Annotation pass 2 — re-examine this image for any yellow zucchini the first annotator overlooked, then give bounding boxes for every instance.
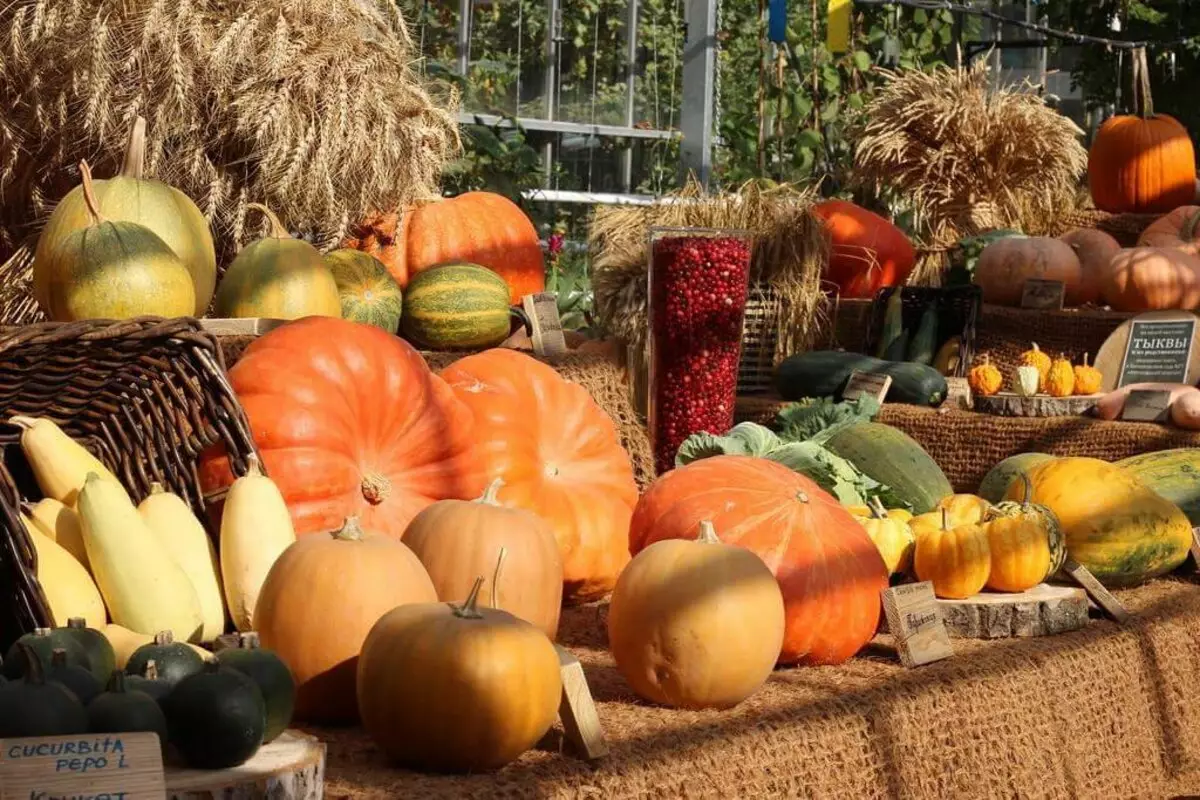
[10,415,127,507]
[21,515,106,628]
[26,498,89,570]
[78,473,204,642]
[221,454,296,631]
[138,482,227,642]
[102,623,212,669]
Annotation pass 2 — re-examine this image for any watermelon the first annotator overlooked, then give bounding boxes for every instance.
[325,249,403,332]
[1118,449,1200,526]
[400,262,514,350]
[978,453,1055,503]
[822,422,953,514]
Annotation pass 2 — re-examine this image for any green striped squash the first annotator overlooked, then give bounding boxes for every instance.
[325,249,403,332]
[1118,449,1200,526]
[822,422,953,514]
[978,453,1055,503]
[400,263,514,350]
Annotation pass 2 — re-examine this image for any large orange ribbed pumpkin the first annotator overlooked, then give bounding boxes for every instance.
[198,317,482,539]
[342,193,545,304]
[439,349,638,604]
[629,455,888,665]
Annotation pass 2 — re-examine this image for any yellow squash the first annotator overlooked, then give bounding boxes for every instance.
[25,498,89,570]
[11,416,126,507]
[78,473,204,641]
[220,454,297,631]
[21,515,106,628]
[138,483,227,642]
[102,624,211,670]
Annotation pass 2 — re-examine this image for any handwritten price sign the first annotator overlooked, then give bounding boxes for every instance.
[0,733,165,800]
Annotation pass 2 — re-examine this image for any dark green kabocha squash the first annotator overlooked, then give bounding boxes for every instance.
[46,648,102,705]
[216,632,296,743]
[87,671,169,747]
[124,660,173,705]
[163,662,266,769]
[0,644,87,736]
[59,617,117,685]
[3,626,89,679]
[125,631,204,686]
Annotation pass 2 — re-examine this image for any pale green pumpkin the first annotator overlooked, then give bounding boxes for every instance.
[324,249,403,332]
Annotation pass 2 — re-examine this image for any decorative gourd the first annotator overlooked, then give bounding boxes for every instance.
[1095,382,1200,421]
[1004,457,1192,586]
[974,236,1083,307]
[197,317,481,539]
[912,510,990,600]
[400,263,515,350]
[1019,343,1052,390]
[87,671,169,745]
[343,193,546,304]
[77,473,204,642]
[46,648,102,705]
[935,494,992,527]
[1013,365,1040,397]
[1073,354,1103,395]
[811,199,917,299]
[137,483,226,642]
[32,117,216,315]
[1045,353,1075,398]
[3,627,89,680]
[1138,206,1200,256]
[10,415,126,506]
[440,349,640,603]
[215,632,295,744]
[125,631,205,686]
[1059,228,1120,305]
[977,453,1055,504]
[212,204,341,320]
[163,663,266,769]
[933,336,962,376]
[1101,247,1200,312]
[356,577,561,772]
[219,455,296,632]
[59,618,116,686]
[22,517,106,628]
[402,479,563,639]
[34,161,197,321]
[984,476,1066,592]
[608,520,784,709]
[123,661,173,705]
[968,354,1002,397]
[629,456,888,666]
[254,516,437,723]
[324,249,404,332]
[0,644,88,737]
[856,499,915,576]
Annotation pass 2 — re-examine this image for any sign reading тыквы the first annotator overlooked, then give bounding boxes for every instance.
[1119,318,1197,386]
[0,732,165,800]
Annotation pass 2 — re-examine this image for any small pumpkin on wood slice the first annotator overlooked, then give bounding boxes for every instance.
[1045,353,1075,398]
[3,627,89,680]
[22,517,107,629]
[856,498,915,576]
[46,648,102,705]
[1059,228,1120,305]
[1138,206,1200,256]
[26,498,88,569]
[58,618,116,686]
[935,494,993,528]
[608,520,784,709]
[163,662,266,769]
[124,661,173,705]
[1019,343,1052,389]
[913,509,991,600]
[215,632,296,744]
[402,478,564,639]
[968,354,1002,397]
[1101,246,1200,312]
[1012,365,1040,398]
[35,160,196,321]
[125,631,205,686]
[400,262,516,350]
[984,475,1067,593]
[0,644,88,737]
[87,670,169,746]
[357,576,562,773]
[974,236,1083,307]
[254,516,437,724]
[324,248,404,332]
[1073,354,1103,395]
[10,415,126,506]
[213,203,341,320]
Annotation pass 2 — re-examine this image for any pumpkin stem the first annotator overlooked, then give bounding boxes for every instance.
[144,660,159,680]
[153,631,174,646]
[476,478,505,506]
[360,472,392,505]
[1082,353,1090,368]
[453,577,487,620]
[17,643,45,685]
[796,491,810,503]
[1017,472,1033,507]
[67,618,86,630]
[247,203,293,240]
[148,482,166,495]
[244,453,264,478]
[1131,47,1154,119]
[120,116,148,181]
[491,546,507,609]
[696,520,722,544]
[868,497,887,520]
[940,507,949,531]
[79,161,107,227]
[238,632,261,650]
[333,516,366,542]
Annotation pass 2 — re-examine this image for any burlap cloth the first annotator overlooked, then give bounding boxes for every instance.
[303,576,1200,799]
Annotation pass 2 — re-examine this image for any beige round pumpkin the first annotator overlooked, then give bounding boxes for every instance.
[402,479,564,639]
[1101,246,1200,312]
[974,236,1084,307]
[1059,228,1121,305]
[607,520,785,710]
[1138,206,1200,257]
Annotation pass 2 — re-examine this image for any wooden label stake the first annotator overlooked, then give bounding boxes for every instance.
[1120,389,1173,423]
[880,582,954,668]
[1061,557,1131,623]
[1020,279,1066,310]
[0,732,165,800]
[843,371,892,405]
[522,293,568,358]
[1191,527,1200,568]
[943,376,973,411]
[554,645,608,761]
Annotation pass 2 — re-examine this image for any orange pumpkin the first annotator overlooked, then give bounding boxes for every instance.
[440,349,638,603]
[812,200,916,299]
[629,455,889,666]
[1100,246,1200,312]
[342,193,545,304]
[253,516,438,723]
[1059,228,1120,306]
[974,236,1084,307]
[1138,206,1200,257]
[198,317,482,540]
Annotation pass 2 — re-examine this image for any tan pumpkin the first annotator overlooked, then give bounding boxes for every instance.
[401,479,564,639]
[974,236,1083,307]
[1100,246,1200,312]
[855,499,915,576]
[607,520,785,709]
[912,510,990,600]
[1059,228,1121,305]
[1138,206,1200,257]
[935,494,992,528]
[356,577,561,773]
[253,516,437,723]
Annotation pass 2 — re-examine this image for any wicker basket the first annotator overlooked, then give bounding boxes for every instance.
[1049,209,1159,246]
[0,317,260,652]
[863,285,982,378]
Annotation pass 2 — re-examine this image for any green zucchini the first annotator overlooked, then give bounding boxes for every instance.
[775,351,948,406]
[875,290,904,358]
[882,329,910,362]
[906,306,938,365]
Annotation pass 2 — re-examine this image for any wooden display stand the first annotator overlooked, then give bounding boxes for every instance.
[937,584,1089,639]
[166,731,325,800]
[973,392,1103,417]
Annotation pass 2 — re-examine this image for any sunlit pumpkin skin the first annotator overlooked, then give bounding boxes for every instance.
[985,491,1066,593]
[935,494,992,528]
[912,511,990,600]
[629,456,888,666]
[343,193,546,304]
[1089,113,1197,214]
[356,579,561,773]
[402,479,564,639]
[1060,228,1120,306]
[1004,457,1192,587]
[974,236,1084,307]
[440,349,638,603]
[1100,246,1200,312]
[608,521,784,710]
[253,517,437,723]
[198,317,482,539]
[1138,206,1200,257]
[324,249,403,332]
[812,200,916,299]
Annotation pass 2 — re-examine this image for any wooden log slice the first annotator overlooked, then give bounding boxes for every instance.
[973,391,1104,417]
[166,730,325,800]
[936,584,1089,639]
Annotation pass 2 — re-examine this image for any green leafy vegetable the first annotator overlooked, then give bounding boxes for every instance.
[773,395,881,442]
[675,422,782,466]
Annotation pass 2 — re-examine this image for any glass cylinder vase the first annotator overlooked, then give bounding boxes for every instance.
[647,226,753,475]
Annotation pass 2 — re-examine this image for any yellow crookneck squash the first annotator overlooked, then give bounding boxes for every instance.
[11,416,126,507]
[21,515,106,628]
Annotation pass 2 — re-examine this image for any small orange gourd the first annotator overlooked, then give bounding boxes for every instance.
[1072,354,1103,395]
[968,354,1002,397]
[913,509,990,600]
[1045,353,1075,398]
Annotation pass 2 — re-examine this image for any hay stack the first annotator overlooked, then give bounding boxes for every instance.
[0,0,457,262]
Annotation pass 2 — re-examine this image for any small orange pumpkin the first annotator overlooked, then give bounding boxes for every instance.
[1138,206,1200,257]
[1101,246,1200,312]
